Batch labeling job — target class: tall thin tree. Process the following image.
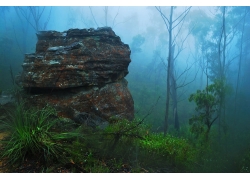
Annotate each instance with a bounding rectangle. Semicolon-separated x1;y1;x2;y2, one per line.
155;6;192;134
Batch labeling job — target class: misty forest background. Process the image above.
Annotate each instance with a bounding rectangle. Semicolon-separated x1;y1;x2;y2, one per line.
0;6;250;172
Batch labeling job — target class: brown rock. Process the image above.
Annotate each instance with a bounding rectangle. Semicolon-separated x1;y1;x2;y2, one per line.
18;27;134;121
25;79;134;121
21;27;131;89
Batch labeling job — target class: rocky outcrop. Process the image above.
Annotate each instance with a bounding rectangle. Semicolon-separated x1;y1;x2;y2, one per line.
19;27;134;122
21;27;131;89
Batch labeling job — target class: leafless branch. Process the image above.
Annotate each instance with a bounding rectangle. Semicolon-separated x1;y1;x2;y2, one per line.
104;6;108;26
112;15;134;29
175;59;191;81
16;7;37;31
172;6;192;24
177;67;199;89
11;19;24;54
156;52;168;71
43;7;52;30
15;6;51;32
155;6;170;31
89;6;99;27
112;6;120;28
172;7;192;29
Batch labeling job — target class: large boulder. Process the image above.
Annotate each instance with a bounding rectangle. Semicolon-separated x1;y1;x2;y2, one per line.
21;27;131;89
19;27;134;121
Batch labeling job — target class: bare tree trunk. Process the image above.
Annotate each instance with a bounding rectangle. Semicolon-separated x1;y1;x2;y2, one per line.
104;6;108;26
164;6;173;135
235;8;247;115
155;6;192;134
217;7;226;141
172;79;179;131
169;45;179;131
89;7;99;27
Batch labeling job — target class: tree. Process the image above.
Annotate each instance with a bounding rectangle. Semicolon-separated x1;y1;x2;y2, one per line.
88;6;131;29
15;6;52;32
232;7;250;114
12;6;52;55
189;7;237;139
155;6;192;134
187;9;214;89
189;80;224;141
209;7;239;139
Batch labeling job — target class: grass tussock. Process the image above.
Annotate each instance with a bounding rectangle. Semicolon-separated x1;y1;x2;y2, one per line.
0;102;82;171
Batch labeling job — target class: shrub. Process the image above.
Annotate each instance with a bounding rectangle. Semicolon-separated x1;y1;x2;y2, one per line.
0;102;81;170
139;133;198;172
96;118;150;161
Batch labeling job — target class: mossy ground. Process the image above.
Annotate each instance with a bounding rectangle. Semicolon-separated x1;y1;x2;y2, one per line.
0;103;249;173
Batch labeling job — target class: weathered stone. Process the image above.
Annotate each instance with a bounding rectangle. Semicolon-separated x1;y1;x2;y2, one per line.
20;27;131;89
24;79;134;121
18;27;134;121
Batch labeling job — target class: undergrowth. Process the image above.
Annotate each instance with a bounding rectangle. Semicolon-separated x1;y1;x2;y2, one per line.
0;102;82;171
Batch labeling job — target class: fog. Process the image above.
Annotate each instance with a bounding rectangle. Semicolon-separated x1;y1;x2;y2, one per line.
1;5;250;172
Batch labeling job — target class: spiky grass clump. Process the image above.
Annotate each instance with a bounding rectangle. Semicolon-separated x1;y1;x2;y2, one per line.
0;102;81;170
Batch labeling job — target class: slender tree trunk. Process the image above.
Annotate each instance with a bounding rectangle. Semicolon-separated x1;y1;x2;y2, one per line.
172;79;179;131
235;8;246;115
164;6;173;135
104;6;108;26
156;6;191;135
169;45;179;131
218;7;227;140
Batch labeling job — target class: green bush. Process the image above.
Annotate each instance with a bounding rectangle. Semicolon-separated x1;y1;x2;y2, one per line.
99;118;150;159
188;80;224;140
95;119;198;172
139;133;198;171
0;102;81;170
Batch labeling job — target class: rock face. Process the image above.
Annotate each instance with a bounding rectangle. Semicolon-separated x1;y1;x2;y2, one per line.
21;27;131;89
19;27;134;121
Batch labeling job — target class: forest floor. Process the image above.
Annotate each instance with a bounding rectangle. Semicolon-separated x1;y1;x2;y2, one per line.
0;102;177;173
0;150;173;173
0;132;174;173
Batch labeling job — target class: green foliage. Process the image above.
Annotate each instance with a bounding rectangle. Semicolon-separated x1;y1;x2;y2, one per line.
90;118;199;172
139;133;197;171
104;118;149;140
52;118;152;172
0;102;82;170
188;80;224;139
100;118;150;159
